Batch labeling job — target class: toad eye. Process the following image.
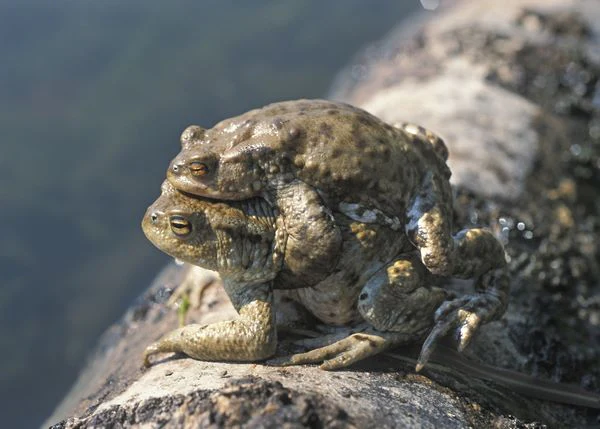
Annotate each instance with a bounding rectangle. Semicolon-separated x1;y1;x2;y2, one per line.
169;215;192;236
189;161;209;177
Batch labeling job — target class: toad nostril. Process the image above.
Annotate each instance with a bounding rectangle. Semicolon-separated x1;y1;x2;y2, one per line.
151;212;159;223
172;163;180;173
359;293;368;301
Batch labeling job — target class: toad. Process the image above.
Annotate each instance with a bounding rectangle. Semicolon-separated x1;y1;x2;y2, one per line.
165;100;508;366
142;181;507;370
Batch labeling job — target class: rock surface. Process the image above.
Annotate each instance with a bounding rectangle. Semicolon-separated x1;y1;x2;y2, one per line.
48;0;600;427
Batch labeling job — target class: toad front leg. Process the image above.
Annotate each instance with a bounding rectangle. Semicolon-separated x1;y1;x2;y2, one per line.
406;172;509;369
274;180;342;285
143;282;276;366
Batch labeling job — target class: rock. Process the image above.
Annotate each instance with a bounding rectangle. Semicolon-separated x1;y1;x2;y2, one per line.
47;265;525;429
48;0;600;427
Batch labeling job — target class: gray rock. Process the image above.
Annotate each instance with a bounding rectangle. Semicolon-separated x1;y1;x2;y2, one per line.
48;0;600;427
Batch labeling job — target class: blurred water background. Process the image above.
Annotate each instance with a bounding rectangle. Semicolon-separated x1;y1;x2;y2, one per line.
0;1;424;427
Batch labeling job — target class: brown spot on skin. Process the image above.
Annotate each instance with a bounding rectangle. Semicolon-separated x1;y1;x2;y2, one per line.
288;128;300;139
326;109;339;115
279;154;292;166
319;165;330;176
350;122;361;140
357;114;374;126
331;147;343;158
272;118;284;130
319;122;334;139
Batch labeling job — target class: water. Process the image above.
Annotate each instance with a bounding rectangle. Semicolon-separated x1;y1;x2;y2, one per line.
0;1;419;427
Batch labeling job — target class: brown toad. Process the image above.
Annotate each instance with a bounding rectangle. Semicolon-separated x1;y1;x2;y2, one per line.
142;181;507;370
142;181;450;369
166;99;509;366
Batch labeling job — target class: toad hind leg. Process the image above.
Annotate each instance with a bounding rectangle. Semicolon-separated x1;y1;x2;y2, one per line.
143;282;276;366
417;259;509;371
407;174;509;369
406;170;455;277
279;329;410;370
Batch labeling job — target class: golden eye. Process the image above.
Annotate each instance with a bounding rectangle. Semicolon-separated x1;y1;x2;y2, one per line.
169;215;192;236
189;161;209;176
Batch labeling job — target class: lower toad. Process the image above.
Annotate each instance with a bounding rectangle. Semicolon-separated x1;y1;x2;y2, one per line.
142;181;508;370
